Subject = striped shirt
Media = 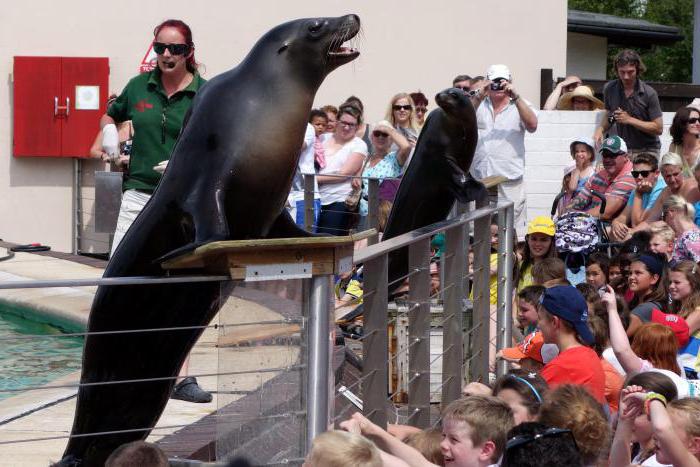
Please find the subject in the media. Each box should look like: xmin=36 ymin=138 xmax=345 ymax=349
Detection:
xmin=571 ymin=159 xmax=635 ymax=212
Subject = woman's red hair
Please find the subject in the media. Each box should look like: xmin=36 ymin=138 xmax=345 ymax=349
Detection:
xmin=153 ymin=19 xmax=198 ymax=73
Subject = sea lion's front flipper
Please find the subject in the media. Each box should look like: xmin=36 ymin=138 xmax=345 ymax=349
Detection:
xmin=445 ymin=157 xmax=487 ymax=203
xmin=265 ymin=209 xmax=316 ymax=239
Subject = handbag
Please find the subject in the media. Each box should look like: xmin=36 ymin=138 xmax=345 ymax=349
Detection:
xmin=344 ymin=155 xmax=369 ymax=210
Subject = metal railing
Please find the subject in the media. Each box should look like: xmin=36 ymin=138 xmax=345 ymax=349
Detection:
xmin=1 ymin=172 xmax=514 ymax=464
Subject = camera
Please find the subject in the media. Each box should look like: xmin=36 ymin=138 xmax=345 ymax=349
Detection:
xmin=607 ymin=112 xmax=616 ymax=125
xmin=490 ymin=78 xmax=505 ymax=91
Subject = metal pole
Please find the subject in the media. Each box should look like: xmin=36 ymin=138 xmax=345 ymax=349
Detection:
xmin=362 ymin=254 xmax=389 ymax=429
xmin=306 ymin=274 xmax=332 ymax=450
xmin=495 ymin=203 xmax=514 ymax=377
xmin=367 ymin=178 xmax=380 ymax=245
xmin=304 ymin=174 xmax=315 ymax=232
xmin=407 ymin=238 xmax=431 ymax=428
xmin=442 ymin=224 xmax=466 ymax=404
xmin=0 ymin=275 xmax=230 ymax=290
xmin=469 ymin=197 xmax=491 ymax=384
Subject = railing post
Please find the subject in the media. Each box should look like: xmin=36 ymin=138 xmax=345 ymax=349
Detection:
xmin=304 ymin=174 xmax=315 ymax=232
xmin=469 ymin=199 xmax=491 ymax=383
xmin=407 ymin=238 xmax=430 ymax=428
xmin=367 ymin=178 xmax=380 ymax=245
xmin=306 ymin=274 xmax=333 ymax=450
xmin=362 ymin=254 xmax=389 ymax=428
xmin=442 ymin=224 xmax=466 ymax=404
xmin=496 ymin=203 xmax=515 ymax=377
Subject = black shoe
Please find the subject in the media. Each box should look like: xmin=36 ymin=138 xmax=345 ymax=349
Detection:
xmin=171 ymin=376 xmax=213 ymax=403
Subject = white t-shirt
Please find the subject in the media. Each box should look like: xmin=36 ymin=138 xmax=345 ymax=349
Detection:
xmin=288 ymin=124 xmax=319 ymax=203
xmin=631 ymin=452 xmax=671 ymax=466
xmin=470 ymin=97 xmax=537 ymax=181
xmin=317 ymin=134 xmax=368 ymax=205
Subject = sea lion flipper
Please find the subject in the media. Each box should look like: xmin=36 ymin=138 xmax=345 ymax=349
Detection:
xmin=444 ymin=157 xmax=487 ymax=203
xmin=265 ymin=210 xmax=316 ymax=239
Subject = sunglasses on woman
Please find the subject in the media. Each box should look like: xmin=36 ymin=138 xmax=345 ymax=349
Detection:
xmin=392 ymin=104 xmax=412 ymax=111
xmin=372 ymin=131 xmax=389 ymax=138
xmin=153 ymin=42 xmax=191 ymax=56
xmin=415 ymin=107 xmax=427 ymax=114
xmin=688 ymin=117 xmax=700 ymax=124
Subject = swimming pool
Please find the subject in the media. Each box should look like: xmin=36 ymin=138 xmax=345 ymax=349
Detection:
xmin=0 ymin=311 xmax=83 ymax=401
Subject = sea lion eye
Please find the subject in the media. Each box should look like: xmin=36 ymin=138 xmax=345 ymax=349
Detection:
xmin=308 ymin=20 xmax=323 ymax=34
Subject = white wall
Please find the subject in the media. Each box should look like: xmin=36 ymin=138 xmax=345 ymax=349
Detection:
xmin=1 ymin=1 xmax=566 ymax=252
xmin=567 ymin=32 xmax=608 ymax=80
xmin=525 ymin=110 xmax=675 ymax=222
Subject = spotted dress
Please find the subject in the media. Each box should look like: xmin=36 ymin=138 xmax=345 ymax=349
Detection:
xmin=672 ymin=229 xmax=700 ymax=263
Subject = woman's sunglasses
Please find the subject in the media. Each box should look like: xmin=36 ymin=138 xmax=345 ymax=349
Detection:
xmin=393 ymin=104 xmax=412 ymax=112
xmin=688 ymin=117 xmax=700 ymax=124
xmin=415 ymin=107 xmax=428 ymax=114
xmin=372 ymin=131 xmax=389 ymax=138
xmin=153 ymin=42 xmax=191 ymax=56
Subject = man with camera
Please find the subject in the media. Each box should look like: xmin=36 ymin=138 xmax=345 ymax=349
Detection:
xmin=470 ymin=64 xmax=538 ymax=237
xmin=593 ymin=49 xmax=663 ymax=160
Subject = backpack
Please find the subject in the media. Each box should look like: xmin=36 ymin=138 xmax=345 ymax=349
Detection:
xmin=554 ymin=212 xmax=600 ymax=254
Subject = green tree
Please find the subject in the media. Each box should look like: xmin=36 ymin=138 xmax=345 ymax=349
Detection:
xmin=570 ymin=0 xmax=693 ymax=82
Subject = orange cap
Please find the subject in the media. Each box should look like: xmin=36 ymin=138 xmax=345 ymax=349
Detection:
xmin=501 ymin=331 xmax=546 ymax=363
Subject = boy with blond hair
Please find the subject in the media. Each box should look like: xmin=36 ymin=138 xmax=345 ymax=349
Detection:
xmin=303 ymin=430 xmax=383 ymax=467
xmin=341 ymin=396 xmax=514 ymax=467
xmin=649 ymin=222 xmax=675 ymax=260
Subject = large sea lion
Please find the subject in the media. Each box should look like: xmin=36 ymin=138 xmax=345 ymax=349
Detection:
xmin=59 ymin=15 xmax=360 ymax=466
xmin=382 ymin=88 xmax=485 ymax=291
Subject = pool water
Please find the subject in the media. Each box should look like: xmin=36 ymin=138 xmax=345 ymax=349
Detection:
xmin=0 ymin=312 xmax=83 ymax=401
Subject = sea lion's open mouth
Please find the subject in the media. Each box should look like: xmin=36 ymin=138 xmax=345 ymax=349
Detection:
xmin=327 ymin=15 xmax=361 ymax=64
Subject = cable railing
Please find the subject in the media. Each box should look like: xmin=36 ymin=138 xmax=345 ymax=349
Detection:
xmin=0 ymin=172 xmax=513 ymax=465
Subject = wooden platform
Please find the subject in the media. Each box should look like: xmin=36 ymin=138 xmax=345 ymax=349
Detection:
xmin=161 ymin=230 xmax=376 ymax=279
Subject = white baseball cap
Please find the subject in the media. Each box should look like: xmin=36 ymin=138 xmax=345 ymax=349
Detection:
xmin=487 ymin=64 xmax=511 ymax=81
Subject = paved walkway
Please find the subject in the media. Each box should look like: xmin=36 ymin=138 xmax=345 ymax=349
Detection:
xmin=0 ymin=251 xmax=299 ymax=466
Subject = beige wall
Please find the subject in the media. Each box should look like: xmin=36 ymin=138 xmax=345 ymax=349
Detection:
xmin=567 ymin=32 xmax=608 ymax=80
xmin=1 ymin=1 xmax=566 ymax=253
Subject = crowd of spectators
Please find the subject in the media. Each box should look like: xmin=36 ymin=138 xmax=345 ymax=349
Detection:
xmin=290 ymin=48 xmax=700 ymax=467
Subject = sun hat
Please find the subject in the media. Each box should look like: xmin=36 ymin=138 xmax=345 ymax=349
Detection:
xmin=599 ymin=135 xmax=628 ymax=155
xmin=563 ymin=163 xmax=576 ymax=176
xmin=687 ymin=98 xmax=700 ymax=113
xmin=557 ymin=85 xmax=604 ymax=110
xmin=650 ymin=309 xmax=690 ymax=348
xmin=569 ymin=137 xmax=595 ymax=157
xmin=501 ymin=331 xmax=559 ymax=364
xmin=540 ymin=285 xmax=594 ymax=345
xmin=486 ymin=64 xmax=511 ymax=82
xmin=527 ymin=216 xmax=555 ymax=237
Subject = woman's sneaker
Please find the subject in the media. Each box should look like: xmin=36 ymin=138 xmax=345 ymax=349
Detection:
xmin=171 ymin=376 xmax=212 ymax=403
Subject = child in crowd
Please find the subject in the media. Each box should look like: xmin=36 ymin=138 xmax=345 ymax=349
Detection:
xmin=627 ymin=253 xmax=669 ymax=336
xmin=602 ymin=284 xmax=687 ymax=376
xmin=516 ymin=285 xmax=545 ymax=335
xmin=537 ymin=285 xmax=606 ymax=403
xmin=609 ymin=253 xmax=632 ymax=298
xmin=610 ymin=371 xmax=680 ymax=467
xmin=588 ymin=314 xmax=624 ymax=413
xmin=537 ymin=384 xmax=611 ymax=466
xmin=575 ymin=282 xmax=602 ymax=312
xmin=491 ymin=370 xmax=549 ymax=425
xmin=516 ymin=216 xmax=557 ymax=292
xmin=304 ymin=430 xmax=384 ymax=467
xmin=669 ymin=260 xmax=700 ymax=378
xmin=649 ymin=222 xmax=676 ymax=261
xmin=341 ymin=396 xmax=514 ymax=467
xmin=621 ymin=388 xmax=700 ymax=466
xmin=532 ymin=257 xmax=570 ymax=287
xmin=585 ymin=252 xmax=609 ymax=292
xmin=502 ymin=422 xmax=583 ymax=467
xmin=497 ymin=330 xmax=558 ymax=371
xmin=309 ymin=109 xmax=328 ymax=170
xmin=567 ymin=137 xmax=596 ymax=197
xmin=404 ymin=429 xmax=444 ymax=466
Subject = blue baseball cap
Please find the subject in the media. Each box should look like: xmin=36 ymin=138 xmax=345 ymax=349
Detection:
xmin=540 ymin=285 xmax=594 ymax=345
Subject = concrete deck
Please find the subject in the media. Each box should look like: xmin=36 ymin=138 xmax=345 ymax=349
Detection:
xmin=0 ymin=250 xmax=300 ymax=466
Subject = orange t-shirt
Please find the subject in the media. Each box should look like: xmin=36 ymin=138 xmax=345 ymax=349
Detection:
xmin=541 ymin=346 xmax=606 ymax=404
xmin=601 ymin=358 xmax=623 ymax=413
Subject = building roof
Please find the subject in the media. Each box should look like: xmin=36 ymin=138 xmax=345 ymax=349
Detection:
xmin=568 ymin=9 xmax=684 ymax=47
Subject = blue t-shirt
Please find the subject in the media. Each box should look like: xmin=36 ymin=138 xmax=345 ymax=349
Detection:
xmin=359 ymin=152 xmax=402 ymax=216
xmin=626 ymin=176 xmax=666 ymax=210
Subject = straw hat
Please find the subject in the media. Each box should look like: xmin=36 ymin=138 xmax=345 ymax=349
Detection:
xmin=557 ymin=85 xmax=604 ymax=110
